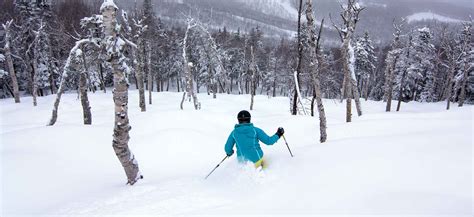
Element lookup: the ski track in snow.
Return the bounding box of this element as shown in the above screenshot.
[0,91,472,216]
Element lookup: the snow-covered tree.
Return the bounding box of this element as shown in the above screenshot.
[305,0,327,143]
[2,20,21,103]
[355,31,377,100]
[141,0,165,105]
[48,38,97,126]
[383,21,403,111]
[331,0,364,122]
[249,46,257,110]
[193,23,228,98]
[394,34,413,112]
[415,27,437,102]
[440,24,471,109]
[102,0,141,185]
[180,18,200,110]
[225,31,246,94]
[121,10,147,111]
[15,0,59,105]
[80,14,107,93]
[454,22,473,107]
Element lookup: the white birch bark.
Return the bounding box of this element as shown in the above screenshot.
[458,55,470,107]
[384,22,402,111]
[102,0,141,185]
[181,18,200,110]
[48,39,91,126]
[293,71,308,115]
[79,48,92,124]
[250,46,256,110]
[2,20,20,103]
[31,53,39,106]
[457,23,472,107]
[146,42,153,105]
[331,0,364,122]
[306,0,327,143]
[136,41,146,111]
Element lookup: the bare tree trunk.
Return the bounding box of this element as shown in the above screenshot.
[48,39,90,126]
[384,54,399,112]
[445,64,456,110]
[352,81,362,116]
[32,54,39,107]
[396,69,407,112]
[331,0,364,122]
[47,37,57,95]
[3,20,20,103]
[250,46,256,110]
[182,19,200,110]
[342,43,353,122]
[180,92,186,110]
[292,0,304,115]
[135,39,146,112]
[340,74,346,103]
[98,61,106,93]
[311,90,316,117]
[363,76,369,101]
[146,42,153,105]
[102,1,141,185]
[306,0,328,142]
[294,71,308,115]
[80,49,92,125]
[458,58,469,107]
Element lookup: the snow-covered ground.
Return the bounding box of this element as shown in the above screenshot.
[1,91,472,216]
[406,12,466,24]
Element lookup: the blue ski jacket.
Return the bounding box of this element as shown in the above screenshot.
[224,123,280,163]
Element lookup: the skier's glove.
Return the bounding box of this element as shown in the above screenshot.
[226,150,234,157]
[276,127,285,138]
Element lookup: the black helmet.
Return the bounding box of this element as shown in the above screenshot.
[237,110,251,123]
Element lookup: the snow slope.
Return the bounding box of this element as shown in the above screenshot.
[0,91,472,216]
[406,12,466,23]
[235,0,298,20]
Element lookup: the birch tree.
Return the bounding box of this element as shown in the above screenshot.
[249,46,257,110]
[441,29,466,110]
[331,0,364,122]
[305,0,327,143]
[292,0,304,115]
[396,35,413,112]
[102,0,141,185]
[122,10,147,111]
[78,47,92,124]
[180,18,200,110]
[396,34,414,112]
[134,20,147,111]
[383,21,402,111]
[142,0,159,105]
[48,39,93,126]
[2,20,21,103]
[48,14,105,126]
[456,22,473,107]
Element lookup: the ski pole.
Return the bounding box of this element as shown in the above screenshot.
[282,135,294,157]
[204,156,228,179]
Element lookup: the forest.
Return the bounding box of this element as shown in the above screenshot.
[0,0,473,185]
[1,0,472,106]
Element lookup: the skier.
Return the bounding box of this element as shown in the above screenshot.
[224,110,284,169]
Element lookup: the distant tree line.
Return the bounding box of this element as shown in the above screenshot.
[1,0,472,108]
